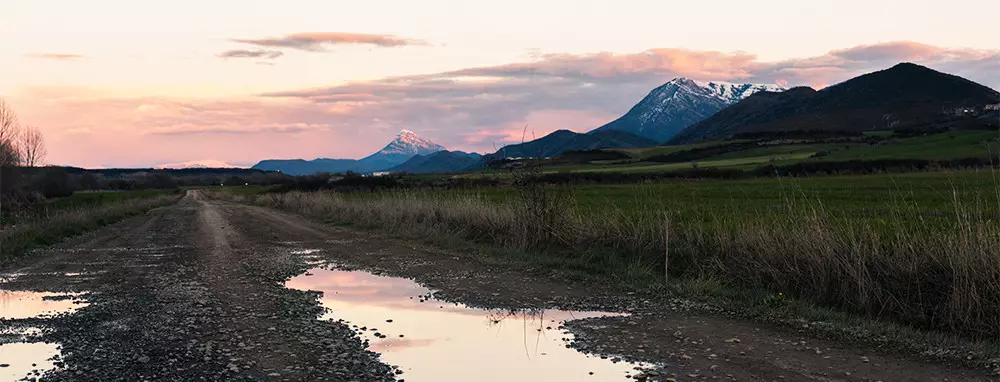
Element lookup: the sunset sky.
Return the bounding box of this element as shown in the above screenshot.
[3,0,999,168]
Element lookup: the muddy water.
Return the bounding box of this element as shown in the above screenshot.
[287,267,653,381]
[0,290,87,319]
[0,287,84,380]
[0,342,60,380]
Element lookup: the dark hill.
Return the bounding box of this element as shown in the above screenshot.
[669,63,1000,144]
[388,151,484,174]
[490,130,656,159]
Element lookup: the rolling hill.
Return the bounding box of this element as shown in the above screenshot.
[489,130,657,160]
[388,151,484,174]
[669,63,1000,144]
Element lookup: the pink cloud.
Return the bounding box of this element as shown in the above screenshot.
[232,32,429,52]
[218,49,283,59]
[24,53,84,61]
[444,48,759,82]
[12,41,999,167]
[9,89,383,167]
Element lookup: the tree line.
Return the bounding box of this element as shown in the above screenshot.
[0,99,46,168]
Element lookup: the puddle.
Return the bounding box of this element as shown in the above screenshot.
[0,342,61,380]
[287,268,654,381]
[0,291,88,319]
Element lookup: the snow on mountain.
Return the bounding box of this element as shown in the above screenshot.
[252,129,446,175]
[693,80,786,104]
[154,160,247,169]
[591,78,786,142]
[374,129,446,156]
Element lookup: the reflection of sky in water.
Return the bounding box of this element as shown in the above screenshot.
[286,268,645,381]
[0,342,60,380]
[0,291,87,319]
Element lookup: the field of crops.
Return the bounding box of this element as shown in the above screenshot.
[374,169,999,224]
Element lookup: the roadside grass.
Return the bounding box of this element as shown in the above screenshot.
[1,189,177,226]
[0,190,182,261]
[210,168,1000,368]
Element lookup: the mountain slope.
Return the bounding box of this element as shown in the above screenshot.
[252,158,360,176]
[388,151,484,174]
[670,63,1000,144]
[251,130,446,175]
[356,129,446,171]
[592,79,784,142]
[490,130,657,159]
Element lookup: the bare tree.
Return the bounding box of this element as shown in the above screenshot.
[0,99,19,143]
[0,99,21,167]
[19,125,46,167]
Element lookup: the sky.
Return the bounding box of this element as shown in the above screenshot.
[2,0,999,168]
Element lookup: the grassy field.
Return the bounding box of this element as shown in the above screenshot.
[1,189,182,260]
[226,167,1000,343]
[357,170,999,224]
[540,130,1000,175]
[822,130,999,160]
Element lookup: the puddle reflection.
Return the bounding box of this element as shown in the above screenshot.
[0,291,87,319]
[287,268,650,381]
[0,342,60,381]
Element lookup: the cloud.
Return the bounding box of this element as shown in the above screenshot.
[24,53,84,61]
[10,88,375,167]
[258,40,999,152]
[218,49,283,59]
[232,32,429,52]
[16,41,1000,167]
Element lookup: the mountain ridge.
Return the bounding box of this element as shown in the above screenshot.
[388,150,484,174]
[488,129,657,160]
[252,129,445,175]
[591,78,785,142]
[669,63,1000,144]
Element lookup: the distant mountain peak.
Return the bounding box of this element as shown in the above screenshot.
[377,129,445,156]
[591,78,785,142]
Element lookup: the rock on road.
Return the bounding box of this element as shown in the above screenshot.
[0,190,991,381]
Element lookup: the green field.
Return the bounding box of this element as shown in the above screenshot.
[1,189,181,260]
[45,189,177,209]
[529,130,1000,175]
[364,169,999,224]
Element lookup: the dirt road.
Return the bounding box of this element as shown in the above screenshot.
[0,190,992,381]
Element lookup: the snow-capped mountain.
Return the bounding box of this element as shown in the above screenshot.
[252,129,446,175]
[154,160,247,169]
[370,129,446,157]
[591,78,785,142]
[694,80,785,104]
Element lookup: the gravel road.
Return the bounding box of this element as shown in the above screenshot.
[0,190,992,381]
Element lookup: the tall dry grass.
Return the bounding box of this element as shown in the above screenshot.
[234,185,1000,338]
[0,194,179,259]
